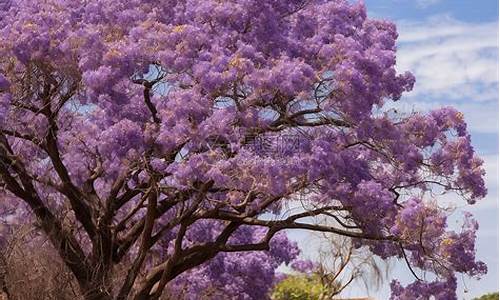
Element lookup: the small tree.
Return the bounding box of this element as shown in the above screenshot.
[0,0,488,299]
[272,236,385,300]
[474,293,499,300]
[272,273,340,300]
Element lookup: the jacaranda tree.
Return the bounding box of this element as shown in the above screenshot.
[0,0,488,299]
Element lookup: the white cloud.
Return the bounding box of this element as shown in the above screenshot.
[395,16,498,104]
[416,0,442,8]
[483,154,498,189]
[389,15,499,133]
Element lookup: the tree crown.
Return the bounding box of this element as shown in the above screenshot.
[0,0,487,299]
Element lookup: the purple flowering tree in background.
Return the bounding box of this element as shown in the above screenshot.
[0,0,488,299]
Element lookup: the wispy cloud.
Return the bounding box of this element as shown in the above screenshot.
[390,15,498,134]
[396,15,498,103]
[416,0,442,8]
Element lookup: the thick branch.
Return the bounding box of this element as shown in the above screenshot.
[132,77,163,124]
[40,87,97,238]
[0,140,91,289]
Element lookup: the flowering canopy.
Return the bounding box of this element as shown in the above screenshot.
[0,0,487,299]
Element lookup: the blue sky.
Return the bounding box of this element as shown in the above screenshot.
[289,1,499,299]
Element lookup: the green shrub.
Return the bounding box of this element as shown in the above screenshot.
[474,292,499,300]
[271,274,339,300]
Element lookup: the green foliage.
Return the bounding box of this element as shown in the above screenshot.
[271,274,339,300]
[474,292,499,300]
